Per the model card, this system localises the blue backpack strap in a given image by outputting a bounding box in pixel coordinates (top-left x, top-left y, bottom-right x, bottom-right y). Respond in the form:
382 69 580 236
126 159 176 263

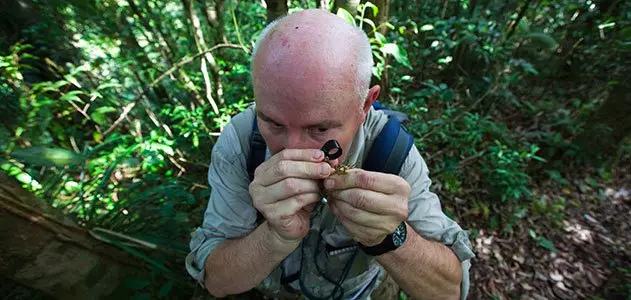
362 116 414 175
248 120 267 181
373 101 410 124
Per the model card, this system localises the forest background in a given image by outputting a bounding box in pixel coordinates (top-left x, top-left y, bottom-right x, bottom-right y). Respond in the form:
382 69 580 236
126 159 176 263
1 0 630 299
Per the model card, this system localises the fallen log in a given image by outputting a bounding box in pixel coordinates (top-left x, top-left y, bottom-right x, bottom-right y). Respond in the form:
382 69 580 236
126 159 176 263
0 172 148 299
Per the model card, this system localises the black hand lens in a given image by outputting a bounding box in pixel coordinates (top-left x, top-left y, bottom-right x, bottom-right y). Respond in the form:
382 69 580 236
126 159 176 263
320 139 342 160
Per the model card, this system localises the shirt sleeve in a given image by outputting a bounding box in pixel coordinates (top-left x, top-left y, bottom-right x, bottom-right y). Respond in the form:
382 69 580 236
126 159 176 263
185 122 258 287
399 145 476 299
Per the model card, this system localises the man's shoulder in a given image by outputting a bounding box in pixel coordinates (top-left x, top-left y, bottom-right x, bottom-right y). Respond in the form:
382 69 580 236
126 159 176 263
214 104 256 158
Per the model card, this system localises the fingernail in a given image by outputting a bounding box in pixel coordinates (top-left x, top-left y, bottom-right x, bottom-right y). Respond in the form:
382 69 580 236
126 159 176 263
313 150 323 159
324 179 334 189
320 164 330 175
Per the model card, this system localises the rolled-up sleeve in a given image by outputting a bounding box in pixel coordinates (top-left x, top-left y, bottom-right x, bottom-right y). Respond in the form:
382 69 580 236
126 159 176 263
185 123 258 287
399 145 475 299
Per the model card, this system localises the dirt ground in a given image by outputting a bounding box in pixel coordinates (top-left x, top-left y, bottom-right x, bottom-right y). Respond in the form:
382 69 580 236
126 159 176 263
467 162 631 300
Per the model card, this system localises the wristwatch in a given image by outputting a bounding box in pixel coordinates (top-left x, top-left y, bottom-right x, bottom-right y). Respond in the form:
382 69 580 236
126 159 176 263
359 221 407 256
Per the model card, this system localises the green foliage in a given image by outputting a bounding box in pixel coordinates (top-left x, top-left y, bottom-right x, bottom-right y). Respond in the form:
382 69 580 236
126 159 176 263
1 0 630 298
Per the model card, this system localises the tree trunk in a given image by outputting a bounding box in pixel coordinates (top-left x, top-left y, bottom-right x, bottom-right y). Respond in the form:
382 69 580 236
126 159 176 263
575 76 631 162
333 0 361 16
182 0 223 112
0 173 145 299
198 0 227 45
264 0 288 23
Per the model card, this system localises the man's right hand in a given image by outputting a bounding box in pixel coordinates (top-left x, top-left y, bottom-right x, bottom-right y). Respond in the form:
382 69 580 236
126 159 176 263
249 149 336 244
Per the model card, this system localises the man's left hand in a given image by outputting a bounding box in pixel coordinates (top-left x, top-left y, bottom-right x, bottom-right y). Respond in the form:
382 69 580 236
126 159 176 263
324 169 410 246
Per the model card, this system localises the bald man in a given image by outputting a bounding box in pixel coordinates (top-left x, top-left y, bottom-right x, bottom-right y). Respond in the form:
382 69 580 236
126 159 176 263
185 8 474 300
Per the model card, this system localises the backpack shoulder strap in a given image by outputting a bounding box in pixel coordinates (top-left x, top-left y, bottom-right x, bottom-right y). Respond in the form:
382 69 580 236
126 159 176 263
248 120 267 181
362 116 415 175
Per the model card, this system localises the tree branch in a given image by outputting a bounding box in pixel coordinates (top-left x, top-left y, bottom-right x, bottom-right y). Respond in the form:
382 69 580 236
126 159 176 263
102 44 248 138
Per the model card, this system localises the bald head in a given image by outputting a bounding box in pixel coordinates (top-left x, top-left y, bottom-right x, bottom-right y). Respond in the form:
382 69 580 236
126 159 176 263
251 9 373 104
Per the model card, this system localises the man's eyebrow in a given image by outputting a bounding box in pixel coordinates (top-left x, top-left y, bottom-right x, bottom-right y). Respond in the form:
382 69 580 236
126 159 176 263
256 111 280 124
305 120 343 128
256 110 341 128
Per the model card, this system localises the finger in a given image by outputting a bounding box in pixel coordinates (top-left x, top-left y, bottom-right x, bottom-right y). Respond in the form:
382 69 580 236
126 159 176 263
332 199 399 232
256 178 321 205
257 148 325 177
257 160 334 187
330 202 385 245
328 188 408 219
324 169 408 195
264 193 321 220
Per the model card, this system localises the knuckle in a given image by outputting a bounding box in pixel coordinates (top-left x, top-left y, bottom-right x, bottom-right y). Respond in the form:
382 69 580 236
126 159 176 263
283 178 301 194
276 160 290 176
359 172 375 188
279 149 292 160
395 205 408 221
354 191 370 210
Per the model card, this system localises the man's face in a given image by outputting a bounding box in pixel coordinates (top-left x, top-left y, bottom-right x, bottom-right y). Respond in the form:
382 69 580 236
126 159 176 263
254 82 366 163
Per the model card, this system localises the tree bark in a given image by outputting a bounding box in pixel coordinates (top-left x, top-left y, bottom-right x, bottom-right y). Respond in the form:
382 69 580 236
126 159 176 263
198 0 227 45
0 173 146 300
264 0 288 23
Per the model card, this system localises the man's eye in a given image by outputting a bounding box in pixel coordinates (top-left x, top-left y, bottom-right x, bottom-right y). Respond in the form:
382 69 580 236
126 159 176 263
310 127 329 134
268 120 283 128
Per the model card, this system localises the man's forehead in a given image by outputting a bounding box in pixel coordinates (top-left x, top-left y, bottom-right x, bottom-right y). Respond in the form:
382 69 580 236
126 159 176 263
256 99 347 126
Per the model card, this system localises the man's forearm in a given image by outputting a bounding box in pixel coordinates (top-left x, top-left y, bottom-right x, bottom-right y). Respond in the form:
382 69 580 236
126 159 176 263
377 223 463 300
204 221 298 297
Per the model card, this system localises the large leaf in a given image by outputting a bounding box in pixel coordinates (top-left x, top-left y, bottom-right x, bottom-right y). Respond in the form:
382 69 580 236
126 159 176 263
363 2 378 17
373 32 387 45
59 90 85 103
380 43 412 69
336 8 356 26
90 106 117 125
521 32 558 49
11 147 86 167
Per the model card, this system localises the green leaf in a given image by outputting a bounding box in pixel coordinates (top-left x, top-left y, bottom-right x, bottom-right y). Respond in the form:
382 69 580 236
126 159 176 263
460 31 478 45
124 277 150 290
336 8 356 26
374 32 387 45
158 281 174 298
518 17 530 32
537 236 558 252
364 2 378 17
131 293 150 300
420 24 434 31
380 43 412 69
59 90 85 103
90 106 117 125
363 18 376 31
529 229 537 239
193 133 199 148
11 147 86 167
521 32 558 49
97 82 123 90
399 291 408 300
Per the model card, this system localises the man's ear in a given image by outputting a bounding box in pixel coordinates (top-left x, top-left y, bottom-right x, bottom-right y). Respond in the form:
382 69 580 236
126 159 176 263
362 85 381 117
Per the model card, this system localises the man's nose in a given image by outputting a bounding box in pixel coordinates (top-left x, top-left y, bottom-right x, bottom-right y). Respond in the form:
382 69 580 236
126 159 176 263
284 132 311 149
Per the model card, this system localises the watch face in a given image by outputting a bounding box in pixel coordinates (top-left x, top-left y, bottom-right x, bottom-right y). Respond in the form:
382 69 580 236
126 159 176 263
392 222 407 247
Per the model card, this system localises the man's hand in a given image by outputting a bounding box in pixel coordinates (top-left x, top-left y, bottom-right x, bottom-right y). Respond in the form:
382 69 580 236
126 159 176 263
249 149 336 245
324 169 410 246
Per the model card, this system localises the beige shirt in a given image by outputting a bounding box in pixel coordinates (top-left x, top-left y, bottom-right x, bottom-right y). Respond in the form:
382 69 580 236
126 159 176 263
186 104 475 299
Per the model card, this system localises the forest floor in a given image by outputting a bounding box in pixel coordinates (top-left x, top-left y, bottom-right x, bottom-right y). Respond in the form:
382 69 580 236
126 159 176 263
467 158 631 300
